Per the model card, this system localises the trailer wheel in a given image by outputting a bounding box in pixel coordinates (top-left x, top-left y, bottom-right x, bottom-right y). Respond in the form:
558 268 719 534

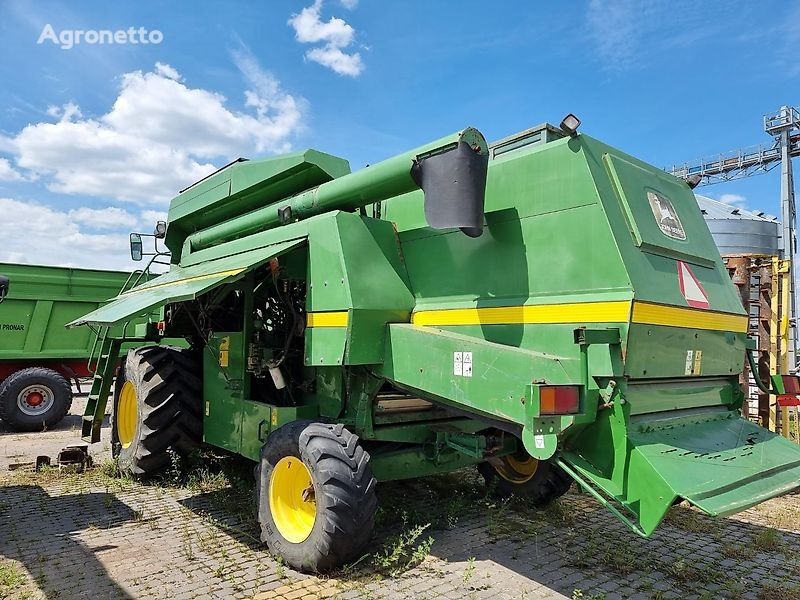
478 451 572 504
257 421 377 572
0 367 72 431
112 346 202 478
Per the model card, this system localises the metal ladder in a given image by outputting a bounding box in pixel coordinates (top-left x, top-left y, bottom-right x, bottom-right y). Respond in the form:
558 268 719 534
81 266 154 443
82 331 123 443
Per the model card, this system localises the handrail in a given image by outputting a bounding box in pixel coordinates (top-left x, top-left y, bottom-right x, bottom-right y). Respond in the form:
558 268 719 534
86 254 162 374
746 348 779 395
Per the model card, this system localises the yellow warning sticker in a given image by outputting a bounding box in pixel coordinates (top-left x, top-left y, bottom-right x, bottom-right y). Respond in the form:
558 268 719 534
219 336 230 368
693 350 702 375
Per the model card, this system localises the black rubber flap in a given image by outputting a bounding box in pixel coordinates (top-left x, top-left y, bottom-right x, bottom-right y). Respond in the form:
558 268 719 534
411 140 488 237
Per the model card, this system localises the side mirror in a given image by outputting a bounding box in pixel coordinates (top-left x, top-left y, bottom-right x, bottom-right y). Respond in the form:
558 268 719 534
0 275 9 303
154 221 167 239
130 233 143 262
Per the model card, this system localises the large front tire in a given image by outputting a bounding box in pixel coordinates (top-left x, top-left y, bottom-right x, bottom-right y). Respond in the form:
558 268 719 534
257 422 377 573
478 451 572 504
112 346 202 478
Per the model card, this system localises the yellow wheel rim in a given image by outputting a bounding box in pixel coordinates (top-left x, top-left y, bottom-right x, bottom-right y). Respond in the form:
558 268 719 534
494 453 539 484
117 381 138 449
269 456 317 543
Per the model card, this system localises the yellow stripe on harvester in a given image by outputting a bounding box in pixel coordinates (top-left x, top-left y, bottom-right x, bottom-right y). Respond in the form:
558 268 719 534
119 268 246 296
410 300 748 333
306 311 349 328
631 302 747 333
411 301 632 326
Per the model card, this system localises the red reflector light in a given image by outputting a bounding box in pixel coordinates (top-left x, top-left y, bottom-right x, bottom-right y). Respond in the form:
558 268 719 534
540 386 579 415
781 375 800 395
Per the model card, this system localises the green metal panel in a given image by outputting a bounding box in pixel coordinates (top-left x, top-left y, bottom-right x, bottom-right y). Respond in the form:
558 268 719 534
69 238 305 327
625 324 746 380
203 331 245 453
304 327 347 367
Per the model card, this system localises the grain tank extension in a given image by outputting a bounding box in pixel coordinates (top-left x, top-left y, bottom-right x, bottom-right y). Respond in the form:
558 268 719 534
72 121 800 572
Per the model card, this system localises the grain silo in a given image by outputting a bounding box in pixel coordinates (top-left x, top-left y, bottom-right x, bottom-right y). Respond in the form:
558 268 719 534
696 194 785 428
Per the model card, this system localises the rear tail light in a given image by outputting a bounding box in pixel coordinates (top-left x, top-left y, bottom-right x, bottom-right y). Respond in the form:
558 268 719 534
539 386 580 415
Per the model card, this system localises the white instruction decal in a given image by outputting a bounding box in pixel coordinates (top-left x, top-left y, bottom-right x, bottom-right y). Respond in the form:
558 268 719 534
684 350 694 376
534 434 545 449
453 351 473 377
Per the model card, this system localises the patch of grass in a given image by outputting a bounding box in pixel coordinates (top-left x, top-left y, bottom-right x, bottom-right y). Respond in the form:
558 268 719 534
372 523 434 577
757 583 800 600
542 500 576 528
663 504 714 534
486 499 518 538
668 559 719 586
752 528 784 552
722 579 744 600
721 543 748 560
0 562 27 598
574 529 637 576
571 590 606 600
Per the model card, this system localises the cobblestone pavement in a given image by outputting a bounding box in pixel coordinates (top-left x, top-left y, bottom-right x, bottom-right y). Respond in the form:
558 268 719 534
1 404 799 600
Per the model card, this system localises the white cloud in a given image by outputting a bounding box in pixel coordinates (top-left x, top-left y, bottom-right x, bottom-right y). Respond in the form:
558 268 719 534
154 62 181 81
306 45 364 77
0 158 24 182
46 102 82 122
585 0 642 70
290 1 355 46
4 59 306 205
139 209 169 231
289 0 364 76
585 0 714 71
717 193 747 207
0 198 134 270
68 206 137 230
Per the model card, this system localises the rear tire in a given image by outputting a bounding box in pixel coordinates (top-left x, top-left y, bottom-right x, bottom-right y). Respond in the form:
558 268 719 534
257 421 377 573
478 451 572 505
0 367 72 431
112 346 202 478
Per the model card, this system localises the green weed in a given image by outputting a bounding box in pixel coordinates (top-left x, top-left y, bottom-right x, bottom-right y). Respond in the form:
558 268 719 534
373 523 434 576
462 556 476 584
752 528 784 552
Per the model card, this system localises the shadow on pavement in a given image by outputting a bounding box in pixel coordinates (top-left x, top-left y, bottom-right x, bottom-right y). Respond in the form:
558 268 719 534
0 484 135 599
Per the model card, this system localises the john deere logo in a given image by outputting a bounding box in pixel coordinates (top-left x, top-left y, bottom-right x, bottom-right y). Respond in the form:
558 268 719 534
647 191 686 240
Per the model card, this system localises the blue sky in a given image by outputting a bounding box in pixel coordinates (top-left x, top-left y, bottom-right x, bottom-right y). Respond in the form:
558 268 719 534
0 0 798 269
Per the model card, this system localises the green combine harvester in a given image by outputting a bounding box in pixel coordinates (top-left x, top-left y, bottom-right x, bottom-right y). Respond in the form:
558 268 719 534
71 118 800 572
